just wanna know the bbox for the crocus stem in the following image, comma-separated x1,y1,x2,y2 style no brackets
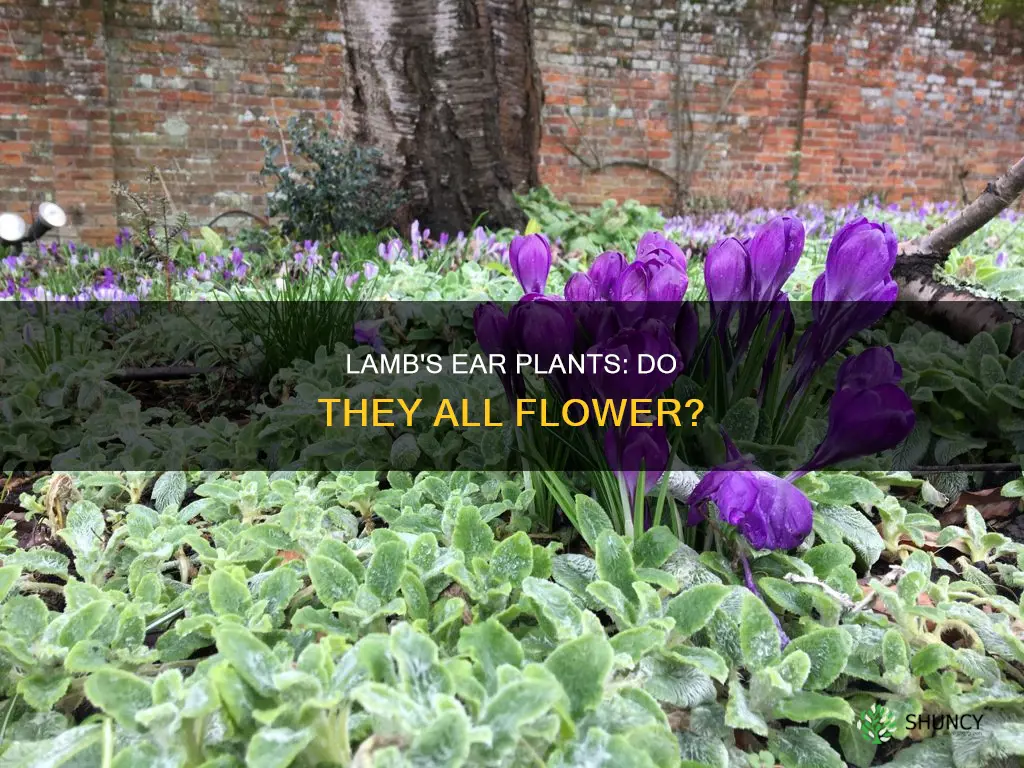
620,480,634,537
740,551,791,649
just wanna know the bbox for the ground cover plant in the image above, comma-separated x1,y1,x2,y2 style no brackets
0,193,1023,768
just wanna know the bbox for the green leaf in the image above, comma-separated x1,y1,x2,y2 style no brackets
488,531,534,587
200,225,224,253
452,506,495,560
259,567,301,615
774,650,811,690
774,691,854,723
57,600,110,647
481,674,560,752
522,576,584,641
6,548,70,579
802,544,856,579
83,669,152,729
458,618,523,692
640,651,716,709
721,397,759,441
0,724,103,767
392,623,451,702
366,540,406,601
246,727,315,768
595,530,639,603
725,673,769,736
575,494,614,550
57,501,104,559
814,475,884,509
609,626,666,663
740,593,781,670
307,554,358,606
769,726,845,768
0,564,20,603
951,711,1024,768
633,526,679,569
784,628,852,690
882,629,909,673
670,646,729,683
408,710,471,767
17,672,72,711
877,736,954,767
1002,478,1024,498
587,580,633,628
153,471,187,511
215,625,278,697
813,504,884,568
545,632,613,719
209,570,253,617
911,643,955,676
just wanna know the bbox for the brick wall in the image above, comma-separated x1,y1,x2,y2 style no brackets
0,0,343,242
1,0,1021,242
534,0,1024,210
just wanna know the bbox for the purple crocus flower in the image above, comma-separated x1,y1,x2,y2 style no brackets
636,231,687,273
705,237,751,306
687,469,813,551
604,425,670,501
354,320,387,354
509,234,552,295
812,218,897,304
588,251,627,298
612,261,649,303
746,216,804,303
793,346,914,475
474,302,523,401
590,320,680,401
508,295,575,370
565,272,601,302
791,218,899,393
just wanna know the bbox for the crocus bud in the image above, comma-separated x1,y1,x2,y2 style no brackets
746,216,805,303
611,262,650,326
705,237,750,305
591,320,680,401
509,234,551,295
564,272,600,302
509,296,575,370
473,302,511,357
588,251,627,298
814,218,898,303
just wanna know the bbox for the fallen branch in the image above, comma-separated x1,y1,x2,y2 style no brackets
895,156,1024,355
899,157,1024,261
785,565,905,617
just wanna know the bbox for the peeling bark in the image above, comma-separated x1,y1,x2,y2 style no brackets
341,0,541,233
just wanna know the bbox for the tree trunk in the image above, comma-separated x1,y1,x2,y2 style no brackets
341,0,542,234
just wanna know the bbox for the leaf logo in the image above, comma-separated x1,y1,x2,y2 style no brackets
856,703,897,744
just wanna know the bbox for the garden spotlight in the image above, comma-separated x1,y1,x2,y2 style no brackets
0,212,27,244
0,202,66,245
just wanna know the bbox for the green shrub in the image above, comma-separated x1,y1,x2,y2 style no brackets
261,116,406,241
